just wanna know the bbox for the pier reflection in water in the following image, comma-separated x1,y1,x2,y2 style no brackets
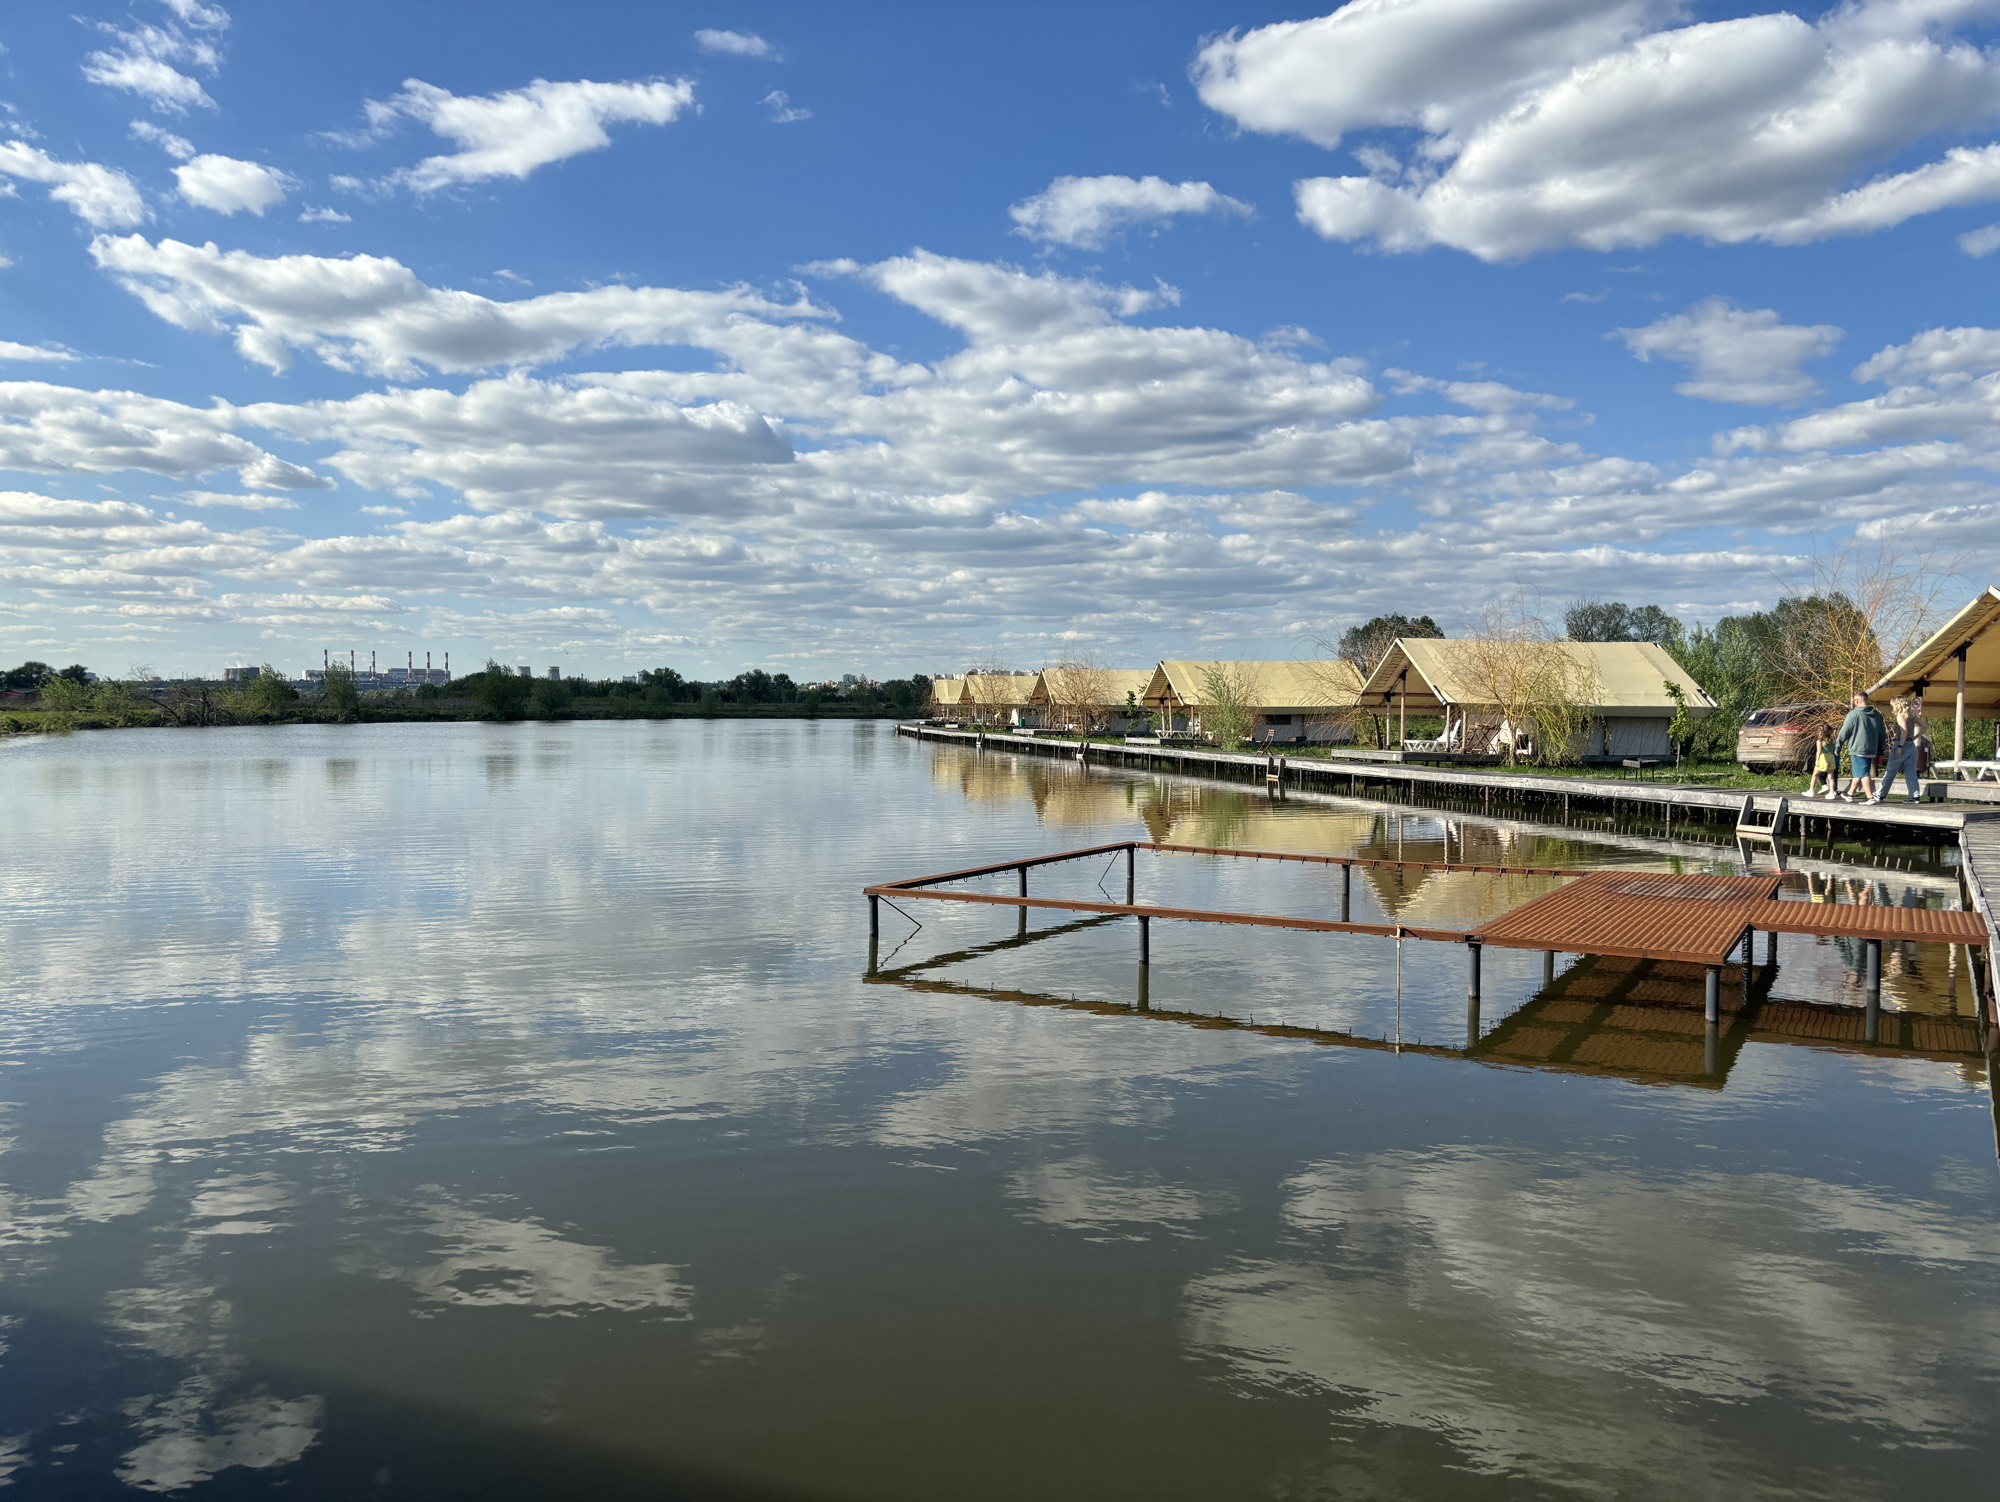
0,722,1995,1499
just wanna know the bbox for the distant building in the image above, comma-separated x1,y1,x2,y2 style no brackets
546,666,561,681
516,664,531,678
222,665,261,683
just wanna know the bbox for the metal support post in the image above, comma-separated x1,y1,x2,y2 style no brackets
1341,864,1352,923
1704,1021,1719,1078
1467,940,1482,1003
1765,930,1777,967
1741,931,1753,1004
1865,938,1882,1042
869,895,879,940
1139,915,1151,967
1543,950,1555,986
1018,865,1028,899
1704,965,1721,1025
1466,995,1480,1048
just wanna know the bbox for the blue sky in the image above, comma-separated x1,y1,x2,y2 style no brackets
4,0,2000,680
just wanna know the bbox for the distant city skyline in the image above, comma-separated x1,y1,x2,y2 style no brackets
6,0,2000,680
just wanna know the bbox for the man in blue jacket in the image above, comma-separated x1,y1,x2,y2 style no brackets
1832,690,1886,803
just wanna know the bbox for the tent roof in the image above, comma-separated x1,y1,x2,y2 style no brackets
929,676,965,705
1028,668,1156,707
1142,660,1363,710
963,672,1037,707
1356,638,1715,716
1868,586,2000,713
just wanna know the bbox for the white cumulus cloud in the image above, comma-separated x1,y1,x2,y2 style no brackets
694,29,774,58
0,342,79,363
129,120,196,160
0,142,147,229
1200,0,2000,259
175,154,289,216
357,76,696,192
81,0,228,114
843,249,1180,343
91,235,831,377
1616,299,1843,406
1009,175,1252,250
760,90,811,124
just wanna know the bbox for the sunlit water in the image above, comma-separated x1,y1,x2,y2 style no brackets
0,720,1994,1499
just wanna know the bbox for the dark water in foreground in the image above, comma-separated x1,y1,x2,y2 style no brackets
0,720,1994,1499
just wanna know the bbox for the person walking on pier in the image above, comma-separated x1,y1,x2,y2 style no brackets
1833,690,1886,803
1871,696,1926,805
1807,724,1839,800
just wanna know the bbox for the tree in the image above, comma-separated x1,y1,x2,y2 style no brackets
1322,614,1442,747
1194,662,1263,750
1767,538,1955,708
530,676,572,720
2,661,53,691
37,675,90,712
55,664,93,685
1043,658,1117,745
320,662,361,722
1333,613,1442,675
238,664,298,722
1563,600,1684,650
471,660,527,720
1454,596,1599,766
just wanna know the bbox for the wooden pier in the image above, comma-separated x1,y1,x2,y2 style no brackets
897,723,1984,841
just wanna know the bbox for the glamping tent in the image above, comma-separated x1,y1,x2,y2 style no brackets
1355,639,1714,759
1868,585,2000,774
962,672,1038,726
927,676,967,722
1027,668,1156,734
1140,660,1364,743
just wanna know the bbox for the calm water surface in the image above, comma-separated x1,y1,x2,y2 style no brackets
0,720,1995,1499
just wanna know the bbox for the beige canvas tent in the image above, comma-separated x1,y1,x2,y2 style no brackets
1868,585,2000,770
928,676,967,721
962,672,1038,726
1356,639,1714,758
1140,660,1364,743
1028,668,1156,733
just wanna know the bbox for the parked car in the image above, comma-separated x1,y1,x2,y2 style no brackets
1736,702,1839,770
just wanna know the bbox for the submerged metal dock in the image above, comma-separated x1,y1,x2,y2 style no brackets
864,840,1991,1029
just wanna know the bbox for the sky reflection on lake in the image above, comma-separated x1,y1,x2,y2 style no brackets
0,721,1993,1499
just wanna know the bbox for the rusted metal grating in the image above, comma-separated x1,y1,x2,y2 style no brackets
1747,900,1988,943
1469,871,1780,966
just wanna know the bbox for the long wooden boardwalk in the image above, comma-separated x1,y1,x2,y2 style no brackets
898,723,1986,841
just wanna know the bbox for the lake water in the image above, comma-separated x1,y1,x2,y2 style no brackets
0,719,1995,1499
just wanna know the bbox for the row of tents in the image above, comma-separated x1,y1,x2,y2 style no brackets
928,638,1715,760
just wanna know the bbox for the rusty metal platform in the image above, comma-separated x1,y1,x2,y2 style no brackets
1468,871,1781,966
864,842,1991,980
1746,899,1989,944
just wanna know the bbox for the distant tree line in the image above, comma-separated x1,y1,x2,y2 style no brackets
3,656,934,734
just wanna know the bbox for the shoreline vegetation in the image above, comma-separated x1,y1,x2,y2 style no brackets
0,661,933,737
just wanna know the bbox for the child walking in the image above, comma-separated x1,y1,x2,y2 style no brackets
1807,726,1839,800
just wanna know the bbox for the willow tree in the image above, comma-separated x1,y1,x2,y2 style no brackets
1456,599,1599,766
1768,539,1958,708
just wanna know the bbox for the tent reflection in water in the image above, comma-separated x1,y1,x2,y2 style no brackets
1870,585,2000,779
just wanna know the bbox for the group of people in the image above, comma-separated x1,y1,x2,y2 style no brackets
1805,690,1928,804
